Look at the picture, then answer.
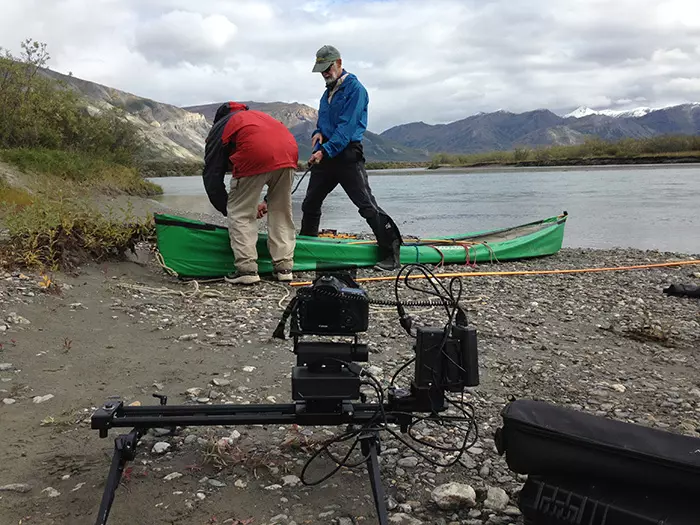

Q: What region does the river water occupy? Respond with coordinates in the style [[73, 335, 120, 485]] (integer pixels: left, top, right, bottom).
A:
[[148, 165, 700, 254]]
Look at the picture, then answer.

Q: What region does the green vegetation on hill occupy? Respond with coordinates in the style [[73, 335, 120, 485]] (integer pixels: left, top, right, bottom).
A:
[[430, 135, 700, 168], [0, 39, 157, 273]]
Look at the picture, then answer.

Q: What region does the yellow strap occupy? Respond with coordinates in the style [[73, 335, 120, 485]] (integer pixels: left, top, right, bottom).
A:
[[290, 259, 700, 286]]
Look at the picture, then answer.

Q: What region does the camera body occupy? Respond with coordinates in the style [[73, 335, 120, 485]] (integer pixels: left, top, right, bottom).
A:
[[294, 272, 369, 336], [291, 272, 370, 411]]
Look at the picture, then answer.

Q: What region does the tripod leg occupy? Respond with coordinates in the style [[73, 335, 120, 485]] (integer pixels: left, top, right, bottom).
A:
[[360, 433, 389, 525], [94, 429, 141, 525]]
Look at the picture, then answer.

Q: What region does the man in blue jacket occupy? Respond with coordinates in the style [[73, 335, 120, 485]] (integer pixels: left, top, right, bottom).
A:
[[301, 45, 402, 271]]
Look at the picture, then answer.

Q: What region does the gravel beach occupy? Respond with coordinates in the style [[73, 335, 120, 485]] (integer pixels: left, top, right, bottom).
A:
[[1, 223, 699, 524]]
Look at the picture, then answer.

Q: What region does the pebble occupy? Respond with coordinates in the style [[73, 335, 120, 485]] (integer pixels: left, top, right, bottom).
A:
[[397, 456, 419, 468], [32, 394, 54, 404], [3, 398, 16, 404], [151, 442, 171, 454], [0, 483, 31, 493], [7, 312, 30, 325], [484, 486, 510, 511], [431, 482, 477, 510], [282, 475, 301, 487], [388, 514, 422, 525], [0, 363, 13, 371], [163, 472, 182, 481], [178, 333, 198, 341], [208, 479, 226, 487], [42, 487, 60, 498]]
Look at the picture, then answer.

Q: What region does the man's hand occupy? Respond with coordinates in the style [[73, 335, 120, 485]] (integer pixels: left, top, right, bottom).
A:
[[311, 133, 322, 150], [256, 202, 268, 219], [309, 149, 324, 165]]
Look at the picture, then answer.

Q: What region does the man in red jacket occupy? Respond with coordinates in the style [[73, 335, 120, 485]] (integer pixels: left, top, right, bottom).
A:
[[203, 102, 298, 284]]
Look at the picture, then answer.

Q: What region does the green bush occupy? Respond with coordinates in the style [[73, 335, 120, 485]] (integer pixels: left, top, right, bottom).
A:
[[0, 38, 144, 164], [0, 194, 154, 272]]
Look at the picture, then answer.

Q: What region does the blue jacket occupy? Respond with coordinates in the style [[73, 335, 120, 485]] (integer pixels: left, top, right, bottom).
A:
[[313, 71, 368, 159]]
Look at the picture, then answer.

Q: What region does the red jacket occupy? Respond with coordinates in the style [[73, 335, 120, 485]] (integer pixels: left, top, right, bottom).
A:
[[222, 102, 298, 178], [203, 102, 299, 215]]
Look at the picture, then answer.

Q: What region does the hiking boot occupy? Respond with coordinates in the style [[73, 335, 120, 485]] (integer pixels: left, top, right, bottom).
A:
[[224, 271, 260, 285], [273, 269, 293, 282], [374, 240, 401, 271]]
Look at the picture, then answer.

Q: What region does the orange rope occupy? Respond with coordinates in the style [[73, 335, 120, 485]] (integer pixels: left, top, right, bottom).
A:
[[289, 259, 700, 287]]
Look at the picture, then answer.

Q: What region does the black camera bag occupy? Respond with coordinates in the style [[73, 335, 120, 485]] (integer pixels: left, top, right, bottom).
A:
[[494, 398, 700, 493]]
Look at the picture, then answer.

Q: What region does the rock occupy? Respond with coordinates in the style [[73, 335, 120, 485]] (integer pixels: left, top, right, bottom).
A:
[[163, 472, 183, 481], [270, 514, 289, 524], [243, 366, 256, 372], [212, 378, 231, 387], [32, 394, 54, 404], [208, 479, 226, 487], [7, 312, 30, 325], [42, 487, 60, 498], [151, 428, 172, 437], [185, 387, 203, 396], [234, 479, 248, 488], [178, 333, 198, 341], [0, 363, 13, 371], [282, 475, 301, 487], [0, 483, 31, 493], [184, 434, 198, 444], [611, 383, 627, 393], [484, 486, 509, 511], [397, 456, 419, 468], [3, 398, 16, 405], [0, 324, 7, 332], [265, 484, 282, 490], [337, 518, 355, 525], [431, 482, 477, 510], [196, 492, 206, 500], [151, 442, 171, 454], [504, 506, 522, 516], [690, 388, 700, 398], [388, 513, 423, 525]]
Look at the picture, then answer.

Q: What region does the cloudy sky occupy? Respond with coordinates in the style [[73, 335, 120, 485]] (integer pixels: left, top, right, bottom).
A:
[[1, 0, 699, 132]]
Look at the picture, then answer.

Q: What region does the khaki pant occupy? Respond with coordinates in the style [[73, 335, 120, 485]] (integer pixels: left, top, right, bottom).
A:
[[226, 167, 296, 274]]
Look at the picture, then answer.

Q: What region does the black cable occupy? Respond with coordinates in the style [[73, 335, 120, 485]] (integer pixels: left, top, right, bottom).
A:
[[294, 263, 480, 484]]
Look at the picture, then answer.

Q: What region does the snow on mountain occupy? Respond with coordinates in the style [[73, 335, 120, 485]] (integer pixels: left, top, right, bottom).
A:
[[565, 106, 599, 118], [565, 105, 654, 119]]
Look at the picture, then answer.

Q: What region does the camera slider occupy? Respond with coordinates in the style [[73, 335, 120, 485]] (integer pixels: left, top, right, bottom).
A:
[[90, 395, 409, 525]]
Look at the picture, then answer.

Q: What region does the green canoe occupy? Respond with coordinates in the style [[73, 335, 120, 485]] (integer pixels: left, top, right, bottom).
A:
[[153, 212, 568, 279], [154, 212, 568, 279]]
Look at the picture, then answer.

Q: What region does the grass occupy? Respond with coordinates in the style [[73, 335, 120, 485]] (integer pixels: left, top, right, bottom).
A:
[[0, 193, 155, 273], [0, 149, 159, 273], [0, 148, 162, 196]]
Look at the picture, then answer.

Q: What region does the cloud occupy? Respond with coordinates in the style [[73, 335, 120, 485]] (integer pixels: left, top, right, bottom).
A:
[[1, 0, 699, 132], [134, 11, 238, 66]]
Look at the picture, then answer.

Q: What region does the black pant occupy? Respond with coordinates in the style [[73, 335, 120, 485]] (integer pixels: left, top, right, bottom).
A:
[[300, 143, 402, 251]]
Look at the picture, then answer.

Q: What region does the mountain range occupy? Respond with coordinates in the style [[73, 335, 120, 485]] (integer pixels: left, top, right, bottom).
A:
[[38, 67, 700, 162]]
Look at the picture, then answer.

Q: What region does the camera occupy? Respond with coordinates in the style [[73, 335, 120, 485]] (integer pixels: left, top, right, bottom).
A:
[[290, 271, 370, 411], [89, 265, 481, 525], [293, 271, 369, 335]]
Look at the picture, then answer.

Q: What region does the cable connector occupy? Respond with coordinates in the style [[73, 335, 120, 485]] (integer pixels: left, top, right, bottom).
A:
[[399, 314, 413, 336]]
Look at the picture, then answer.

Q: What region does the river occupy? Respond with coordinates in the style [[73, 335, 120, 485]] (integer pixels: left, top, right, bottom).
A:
[[148, 165, 700, 254]]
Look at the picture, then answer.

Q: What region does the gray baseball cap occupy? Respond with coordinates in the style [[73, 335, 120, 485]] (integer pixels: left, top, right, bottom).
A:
[[312, 45, 341, 72]]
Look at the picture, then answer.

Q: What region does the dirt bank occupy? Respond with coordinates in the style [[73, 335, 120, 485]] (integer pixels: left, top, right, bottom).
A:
[[1, 244, 699, 525]]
